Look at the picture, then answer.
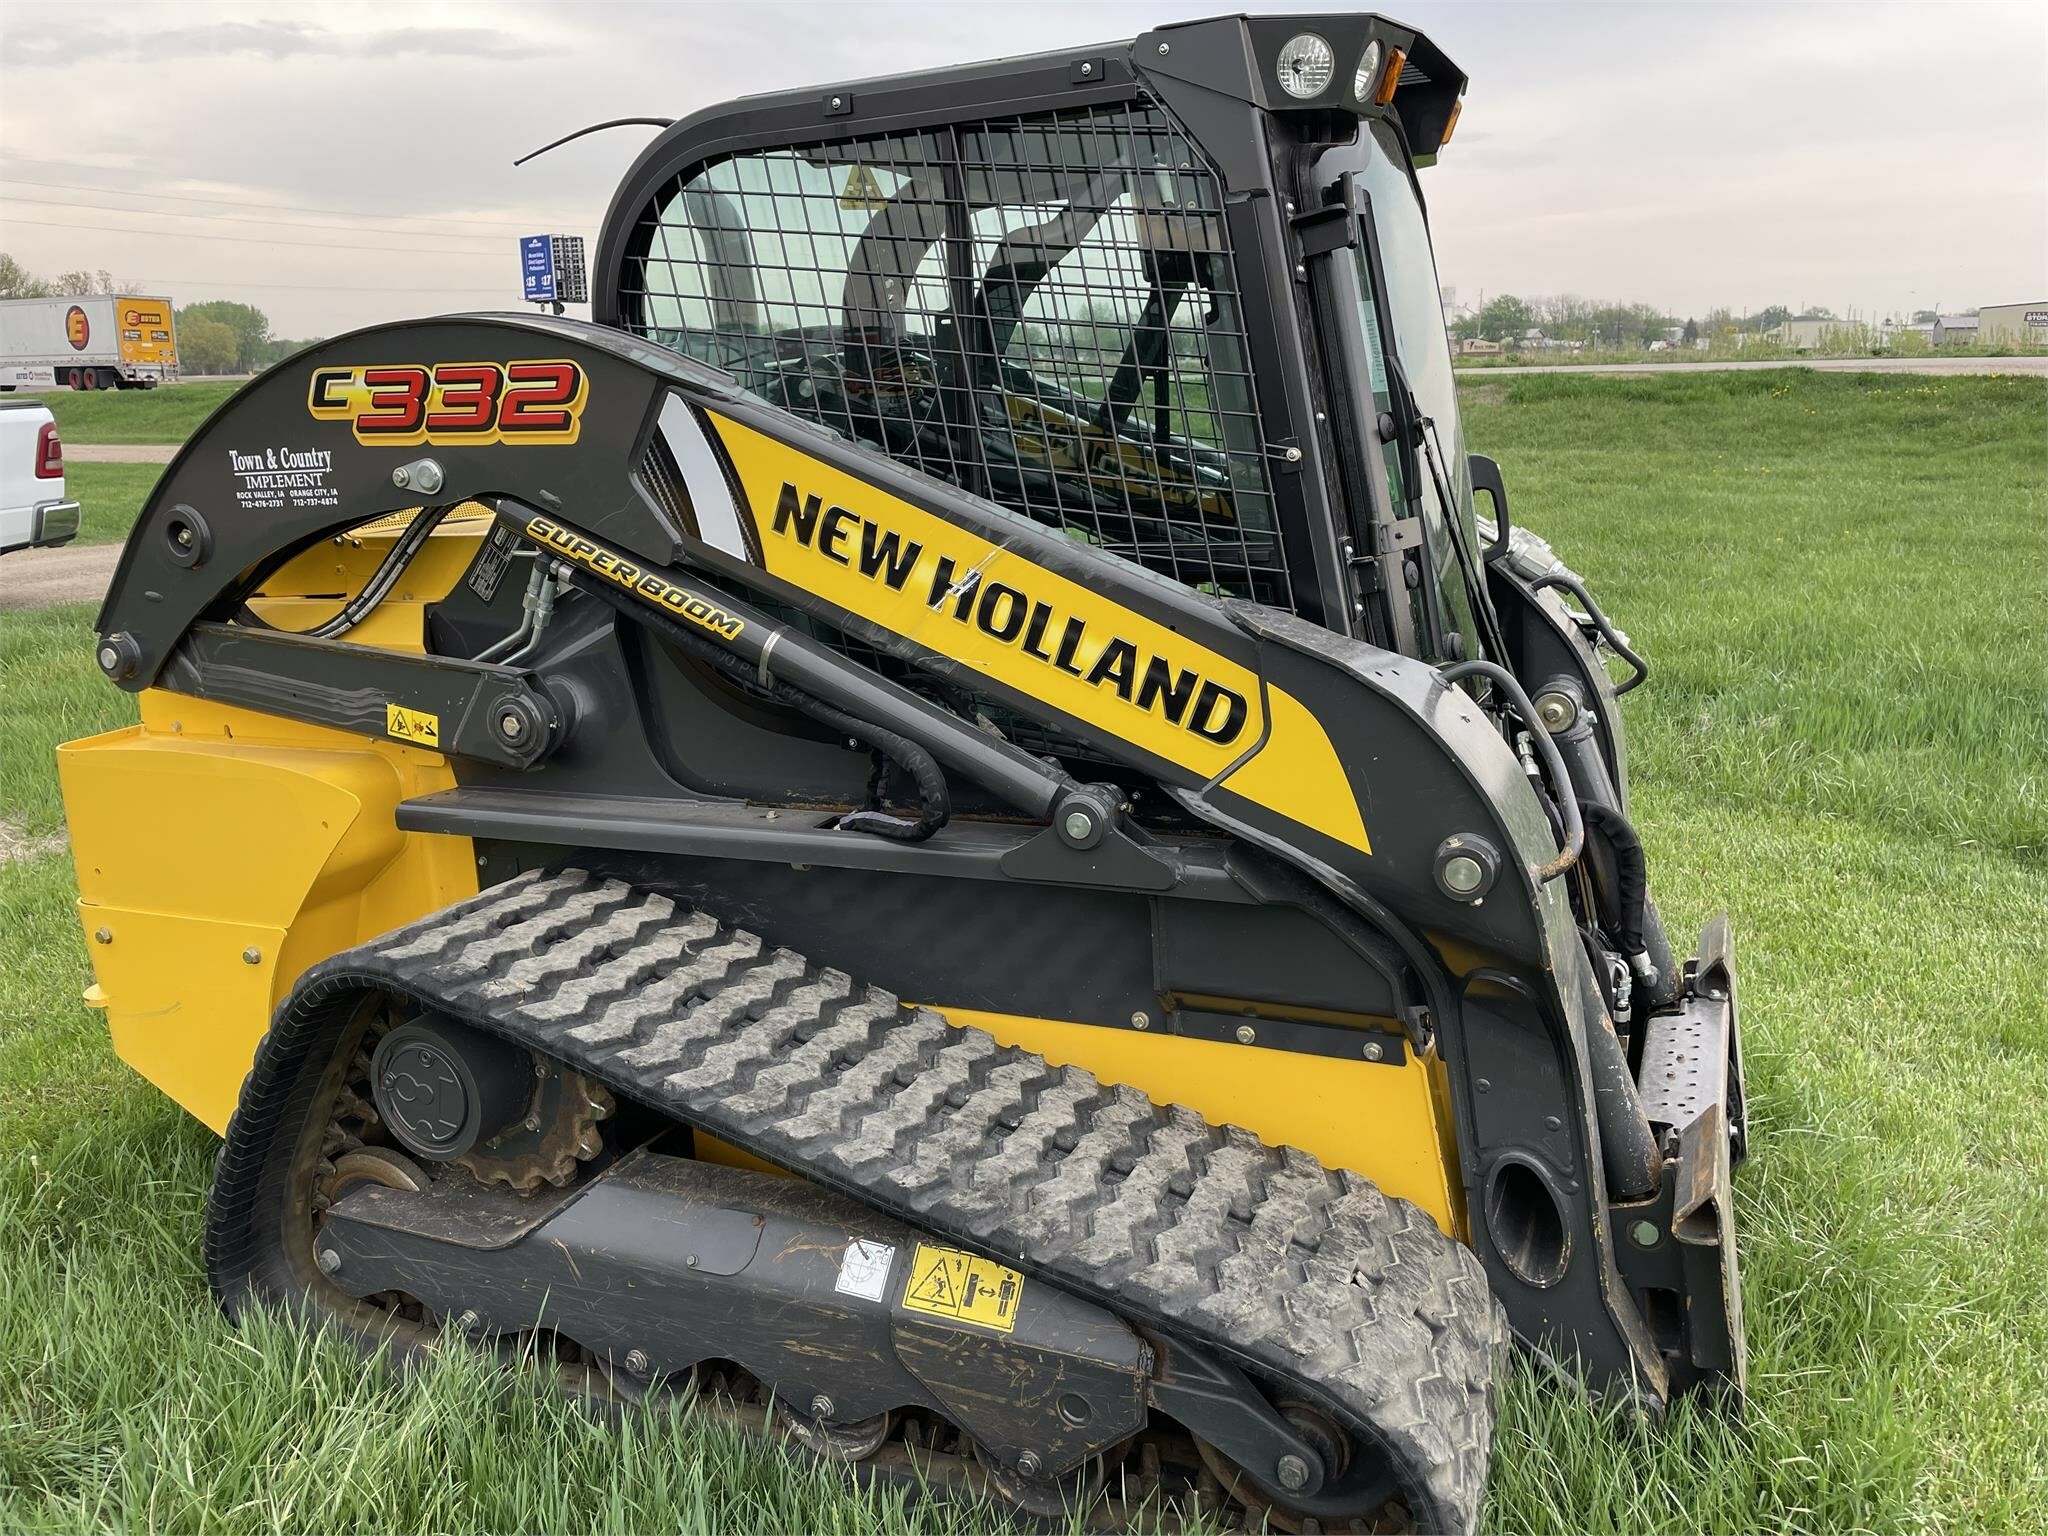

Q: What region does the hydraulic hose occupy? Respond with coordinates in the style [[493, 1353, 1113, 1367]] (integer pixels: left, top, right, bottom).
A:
[[564, 569, 951, 842], [1577, 798, 1648, 956], [1439, 659, 1585, 882], [305, 506, 451, 640], [1532, 571, 1649, 695]]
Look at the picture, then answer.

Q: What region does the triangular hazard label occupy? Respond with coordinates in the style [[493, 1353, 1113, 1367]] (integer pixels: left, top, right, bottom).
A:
[[840, 163, 886, 210]]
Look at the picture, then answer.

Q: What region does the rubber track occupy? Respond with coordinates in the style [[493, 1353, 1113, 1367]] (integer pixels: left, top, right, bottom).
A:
[[268, 868, 1507, 1532]]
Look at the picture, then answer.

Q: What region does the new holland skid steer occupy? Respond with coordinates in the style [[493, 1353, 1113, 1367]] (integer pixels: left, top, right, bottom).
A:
[[58, 14, 1748, 1531]]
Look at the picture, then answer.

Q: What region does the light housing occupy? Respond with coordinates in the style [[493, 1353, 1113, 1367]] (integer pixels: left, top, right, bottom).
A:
[[1373, 46, 1408, 106], [1353, 40, 1382, 103], [1441, 97, 1464, 148], [1275, 33, 1335, 99], [34, 421, 63, 479]]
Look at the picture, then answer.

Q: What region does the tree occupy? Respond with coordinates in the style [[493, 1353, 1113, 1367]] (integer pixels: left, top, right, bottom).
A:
[[175, 300, 270, 372], [1682, 317, 1699, 343], [52, 268, 119, 295], [179, 316, 240, 376], [0, 253, 56, 298], [1911, 309, 1938, 324], [1476, 293, 1535, 343]]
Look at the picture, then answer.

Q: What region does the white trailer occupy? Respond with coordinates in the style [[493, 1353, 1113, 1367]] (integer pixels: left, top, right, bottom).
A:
[[0, 295, 180, 391]]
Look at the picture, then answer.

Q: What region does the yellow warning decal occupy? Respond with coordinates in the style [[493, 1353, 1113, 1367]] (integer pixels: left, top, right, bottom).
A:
[[384, 702, 441, 745], [900, 1242, 1023, 1333], [840, 163, 887, 210]]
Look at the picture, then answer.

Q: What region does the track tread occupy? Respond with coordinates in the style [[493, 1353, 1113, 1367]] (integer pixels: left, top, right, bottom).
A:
[[262, 868, 1508, 1533]]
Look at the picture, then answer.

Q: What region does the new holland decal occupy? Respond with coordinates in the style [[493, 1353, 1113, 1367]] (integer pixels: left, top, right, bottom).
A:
[[523, 515, 745, 643], [703, 411, 1371, 853], [769, 483, 1249, 747], [308, 359, 587, 446]]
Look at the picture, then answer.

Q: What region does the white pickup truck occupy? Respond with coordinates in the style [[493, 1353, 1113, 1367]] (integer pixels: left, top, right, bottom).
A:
[[0, 398, 80, 555]]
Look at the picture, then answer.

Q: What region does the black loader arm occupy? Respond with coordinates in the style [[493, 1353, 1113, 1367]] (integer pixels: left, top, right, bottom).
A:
[[95, 313, 701, 687]]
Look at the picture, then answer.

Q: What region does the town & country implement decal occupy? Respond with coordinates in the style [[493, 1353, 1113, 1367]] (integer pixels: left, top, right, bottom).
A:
[[308, 359, 587, 446]]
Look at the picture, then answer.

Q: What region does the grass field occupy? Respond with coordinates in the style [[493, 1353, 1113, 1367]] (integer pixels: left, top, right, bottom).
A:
[[59, 463, 164, 546], [40, 381, 237, 445], [2, 369, 2043, 1532]]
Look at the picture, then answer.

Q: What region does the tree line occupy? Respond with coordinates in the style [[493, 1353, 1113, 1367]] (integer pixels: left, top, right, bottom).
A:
[[0, 253, 321, 374], [1448, 294, 1929, 349]]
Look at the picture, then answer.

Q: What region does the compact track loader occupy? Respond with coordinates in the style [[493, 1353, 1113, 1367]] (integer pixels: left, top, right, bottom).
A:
[[59, 14, 1748, 1531]]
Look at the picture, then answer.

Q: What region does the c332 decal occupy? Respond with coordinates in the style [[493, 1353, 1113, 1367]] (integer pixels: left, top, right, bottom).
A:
[[703, 411, 1370, 853], [523, 514, 745, 643], [308, 360, 587, 447]]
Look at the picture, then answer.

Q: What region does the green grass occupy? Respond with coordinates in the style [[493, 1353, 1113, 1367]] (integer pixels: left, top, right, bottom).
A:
[[3, 370, 2045, 1532], [64, 463, 163, 546], [41, 381, 236, 445]]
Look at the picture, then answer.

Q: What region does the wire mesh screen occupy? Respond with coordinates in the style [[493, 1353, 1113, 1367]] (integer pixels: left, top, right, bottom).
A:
[[623, 102, 1292, 608]]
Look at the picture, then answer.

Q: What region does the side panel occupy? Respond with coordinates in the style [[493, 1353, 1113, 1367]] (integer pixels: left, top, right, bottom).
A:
[[710, 411, 1370, 855], [57, 694, 477, 1132], [937, 1006, 1464, 1238]]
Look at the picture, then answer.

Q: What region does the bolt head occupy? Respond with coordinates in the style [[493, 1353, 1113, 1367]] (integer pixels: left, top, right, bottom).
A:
[[93, 926, 113, 944], [1442, 854, 1485, 895], [1016, 1450, 1042, 1479], [1234, 1024, 1256, 1045], [1282, 445, 1303, 463], [1062, 808, 1094, 842], [810, 1393, 834, 1419], [97, 645, 120, 672], [1629, 1219, 1662, 1249], [1079, 61, 1092, 76], [1129, 1010, 1150, 1031], [1361, 1040, 1384, 1062], [454, 1309, 481, 1333], [1534, 690, 1577, 733], [1158, 40, 1170, 54], [316, 1248, 342, 1275], [1275, 1453, 1311, 1492], [391, 466, 411, 489], [411, 460, 444, 494], [242, 947, 262, 965], [498, 709, 526, 740], [624, 1349, 651, 1376], [174, 526, 194, 547]]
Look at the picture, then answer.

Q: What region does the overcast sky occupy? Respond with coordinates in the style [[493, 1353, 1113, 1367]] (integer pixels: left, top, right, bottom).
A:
[[2, 1, 2042, 337]]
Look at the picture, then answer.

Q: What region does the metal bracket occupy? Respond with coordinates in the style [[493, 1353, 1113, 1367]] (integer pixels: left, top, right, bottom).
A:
[[1291, 202, 1357, 260]]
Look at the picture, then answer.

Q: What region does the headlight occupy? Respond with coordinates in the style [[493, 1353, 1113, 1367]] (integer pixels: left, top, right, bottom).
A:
[[1276, 33, 1335, 100], [1354, 40, 1382, 103]]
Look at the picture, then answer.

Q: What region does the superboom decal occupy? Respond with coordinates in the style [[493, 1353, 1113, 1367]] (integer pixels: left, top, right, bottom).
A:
[[308, 360, 588, 446], [524, 515, 746, 642], [704, 410, 1371, 852]]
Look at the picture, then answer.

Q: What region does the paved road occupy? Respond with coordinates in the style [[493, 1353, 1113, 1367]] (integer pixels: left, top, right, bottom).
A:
[[1456, 355, 2048, 378], [66, 443, 177, 463], [0, 543, 120, 613]]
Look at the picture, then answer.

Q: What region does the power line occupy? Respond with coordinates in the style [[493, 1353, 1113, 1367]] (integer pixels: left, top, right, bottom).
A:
[[3, 215, 506, 257], [131, 277, 512, 294], [0, 175, 580, 232], [0, 192, 509, 246]]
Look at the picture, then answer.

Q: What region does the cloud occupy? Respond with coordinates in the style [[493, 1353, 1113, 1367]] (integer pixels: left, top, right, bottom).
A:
[[4, 19, 541, 66]]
